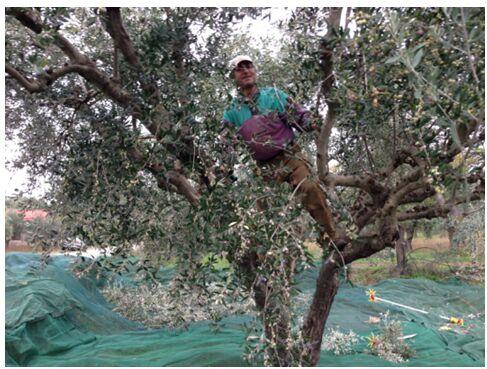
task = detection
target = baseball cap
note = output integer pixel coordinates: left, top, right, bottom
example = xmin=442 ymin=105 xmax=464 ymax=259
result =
xmin=228 ymin=55 xmax=253 ymax=70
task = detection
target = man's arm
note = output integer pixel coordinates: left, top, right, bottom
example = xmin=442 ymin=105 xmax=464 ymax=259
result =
xmin=273 ymin=88 xmax=317 ymax=132
xmin=285 ymin=96 xmax=317 ymax=132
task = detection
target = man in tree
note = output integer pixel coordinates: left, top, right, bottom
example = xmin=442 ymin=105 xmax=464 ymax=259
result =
xmin=221 ymin=55 xmax=336 ymax=240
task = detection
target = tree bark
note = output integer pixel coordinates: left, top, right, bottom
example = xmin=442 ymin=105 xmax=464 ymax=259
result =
xmin=447 ymin=206 xmax=462 ymax=250
xmin=393 ymin=226 xmax=409 ymax=275
xmin=316 ymin=7 xmax=342 ymax=180
xmin=234 ymin=250 xmax=293 ymax=366
xmin=257 ymin=281 xmax=293 ymax=367
xmin=301 ymin=253 xmax=340 ymax=366
xmin=405 ymin=223 xmax=415 ymax=253
xmin=393 ymin=222 xmax=416 ymax=275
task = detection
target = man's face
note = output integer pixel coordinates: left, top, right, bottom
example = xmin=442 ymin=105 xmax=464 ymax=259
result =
xmin=233 ymin=61 xmax=257 ymax=89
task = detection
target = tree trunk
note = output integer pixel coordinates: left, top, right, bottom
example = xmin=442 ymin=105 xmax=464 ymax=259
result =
xmin=233 ymin=250 xmax=294 ymax=366
xmin=254 ymin=280 xmax=293 ymax=366
xmin=393 ymin=226 xmax=409 ymax=275
xmin=393 ymin=223 xmax=415 ymax=275
xmin=447 ymin=206 xmax=462 ymax=250
xmin=301 ymin=253 xmax=340 ymax=366
xmin=12 ymin=227 xmax=23 ymax=241
xmin=447 ymin=225 xmax=458 ymax=250
xmin=405 ymin=223 xmax=415 ymax=253
xmin=470 ymin=236 xmax=478 ymax=258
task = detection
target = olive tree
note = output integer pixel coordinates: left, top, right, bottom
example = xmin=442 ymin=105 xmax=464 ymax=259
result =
xmin=5 ymin=7 xmax=484 ymax=366
xmin=283 ymin=8 xmax=484 ymax=363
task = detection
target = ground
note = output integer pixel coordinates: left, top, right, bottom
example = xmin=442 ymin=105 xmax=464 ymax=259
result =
xmin=6 ymin=235 xmax=484 ymax=285
xmin=306 ymin=235 xmax=483 ymax=285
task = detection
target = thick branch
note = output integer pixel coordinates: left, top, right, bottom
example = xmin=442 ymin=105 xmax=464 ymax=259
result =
xmin=342 ymin=234 xmax=387 ymax=264
xmin=6 ymin=8 xmax=42 ymax=33
xmin=5 ymin=64 xmax=43 ymax=92
xmin=399 ymin=185 xmax=436 ymax=205
xmin=8 ymin=13 xmax=165 ymax=141
xmin=323 ymin=173 xmax=388 ymax=199
xmin=70 ymin=64 xmax=132 ymax=106
xmin=316 ymin=107 xmax=335 ymax=177
xmin=320 ymin=7 xmax=342 ymax=95
xmin=386 ymin=178 xmax=428 ymax=211
xmin=126 ymin=146 xmax=200 ymax=206
xmin=380 ymin=147 xmax=423 ymax=178
xmin=398 ymin=205 xmax=447 ymax=221
xmin=316 ymin=7 xmax=342 ymax=179
xmin=103 ymin=8 xmax=140 ymax=67
xmin=54 ymin=34 xmax=94 ymax=65
xmin=8 ymin=60 xmax=133 ymax=117
xmin=399 ymin=169 xmax=483 ymax=207
xmin=397 ymin=189 xmax=483 ymax=221
xmin=6 ymin=63 xmax=89 ymax=93
xmin=101 ymin=8 xmax=162 ymax=108
xmin=8 ymin=9 xmax=128 ymax=105
xmin=165 ymin=171 xmax=200 ymax=207
xmin=8 ymin=7 xmax=88 ymax=66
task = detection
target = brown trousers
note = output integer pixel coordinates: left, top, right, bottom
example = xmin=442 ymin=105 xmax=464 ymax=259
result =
xmin=257 ymin=145 xmax=336 ymax=239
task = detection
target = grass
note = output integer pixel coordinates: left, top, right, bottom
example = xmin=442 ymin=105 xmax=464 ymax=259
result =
xmin=130 ymin=236 xmax=486 ymax=286
xmin=348 ymin=242 xmax=484 ymax=285
xmin=8 ymin=234 xmax=483 ymax=286
xmin=196 ymin=236 xmax=483 ymax=286
xmin=302 ymin=234 xmax=484 ymax=285
xmin=348 ymin=264 xmax=391 ymax=285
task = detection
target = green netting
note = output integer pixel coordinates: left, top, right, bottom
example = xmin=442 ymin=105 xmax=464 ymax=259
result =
xmin=5 ymin=252 xmax=485 ymax=366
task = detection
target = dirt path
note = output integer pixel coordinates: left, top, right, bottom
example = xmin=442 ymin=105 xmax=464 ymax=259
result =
xmin=412 ymin=237 xmax=450 ymax=250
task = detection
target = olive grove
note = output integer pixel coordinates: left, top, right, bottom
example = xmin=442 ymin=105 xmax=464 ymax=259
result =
xmin=5 ymin=7 xmax=484 ymax=366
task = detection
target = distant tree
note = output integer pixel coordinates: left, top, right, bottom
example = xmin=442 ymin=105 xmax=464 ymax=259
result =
xmin=5 ymin=211 xmax=25 ymax=243
xmin=392 ymin=222 xmax=416 ymax=275
xmin=6 ymin=195 xmax=48 ymax=210
xmin=450 ymin=202 xmax=485 ymax=257
xmin=23 ymin=215 xmax=68 ymax=251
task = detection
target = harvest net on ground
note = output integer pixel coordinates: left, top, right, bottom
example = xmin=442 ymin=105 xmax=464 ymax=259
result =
xmin=5 ymin=252 xmax=485 ymax=366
